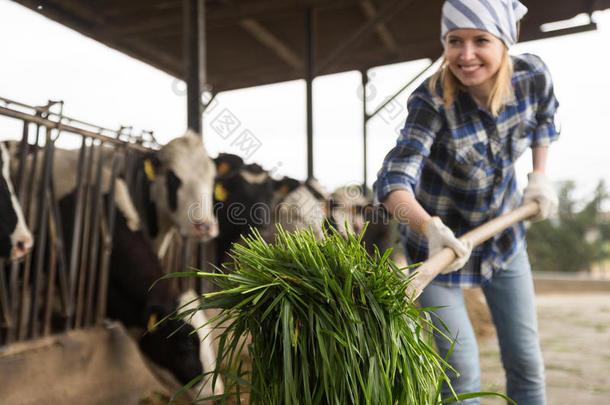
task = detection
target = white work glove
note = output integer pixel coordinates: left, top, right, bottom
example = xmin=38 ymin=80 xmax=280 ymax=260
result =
xmin=423 ymin=217 xmax=473 ymax=274
xmin=522 ymin=172 xmax=558 ymax=222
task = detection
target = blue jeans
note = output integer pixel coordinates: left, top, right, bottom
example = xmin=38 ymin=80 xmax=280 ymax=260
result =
xmin=418 ymin=248 xmax=546 ymax=405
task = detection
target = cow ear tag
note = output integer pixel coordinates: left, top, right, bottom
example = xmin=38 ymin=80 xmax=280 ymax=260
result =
xmin=214 ymin=183 xmax=228 ymax=202
xmin=144 ymin=159 xmax=156 ymax=181
xmin=278 ymin=184 xmax=290 ymax=195
xmin=147 ymin=313 xmax=158 ymax=332
xmin=217 ymin=161 xmax=230 ymax=176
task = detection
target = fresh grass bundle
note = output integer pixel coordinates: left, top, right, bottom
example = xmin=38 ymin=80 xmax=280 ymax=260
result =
xmin=179 ymin=226 xmax=449 ymax=404
xmin=169 ymin=226 xmax=513 ymax=404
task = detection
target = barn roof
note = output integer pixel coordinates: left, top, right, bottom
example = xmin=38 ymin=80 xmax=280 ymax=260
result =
xmin=15 ymin=0 xmax=610 ymax=92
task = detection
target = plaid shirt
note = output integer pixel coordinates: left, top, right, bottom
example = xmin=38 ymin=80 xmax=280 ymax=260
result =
xmin=375 ymin=53 xmax=560 ymax=287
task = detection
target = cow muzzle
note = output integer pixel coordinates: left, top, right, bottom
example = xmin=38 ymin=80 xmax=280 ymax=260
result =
xmin=11 ymin=236 xmax=34 ymax=261
xmin=192 ymin=221 xmax=219 ymax=241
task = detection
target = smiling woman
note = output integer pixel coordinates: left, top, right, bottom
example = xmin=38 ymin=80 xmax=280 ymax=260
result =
xmin=436 ymin=29 xmax=508 ymax=114
xmin=375 ymin=1 xmax=559 ymax=404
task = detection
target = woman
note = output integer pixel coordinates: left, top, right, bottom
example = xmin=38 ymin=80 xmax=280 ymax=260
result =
xmin=375 ymin=1 xmax=559 ymax=404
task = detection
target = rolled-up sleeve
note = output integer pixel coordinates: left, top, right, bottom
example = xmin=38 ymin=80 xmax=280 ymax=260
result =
xmin=530 ymin=55 xmax=560 ymax=147
xmin=374 ymin=94 xmax=441 ymax=204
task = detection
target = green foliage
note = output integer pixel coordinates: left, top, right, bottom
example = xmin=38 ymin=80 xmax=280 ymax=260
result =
xmin=205 ymin=227 xmax=449 ymax=404
xmin=527 ymin=180 xmax=609 ymax=272
xmin=164 ymin=226 xmax=514 ymax=404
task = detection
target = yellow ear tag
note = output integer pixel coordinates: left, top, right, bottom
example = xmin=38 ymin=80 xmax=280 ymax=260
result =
xmin=144 ymin=159 xmax=156 ymax=181
xmin=214 ymin=183 xmax=228 ymax=202
xmin=217 ymin=161 xmax=230 ymax=176
xmin=147 ymin=313 xmax=158 ymax=332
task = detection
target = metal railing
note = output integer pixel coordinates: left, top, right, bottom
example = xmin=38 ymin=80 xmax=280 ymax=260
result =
xmin=0 ymin=97 xmax=211 ymax=346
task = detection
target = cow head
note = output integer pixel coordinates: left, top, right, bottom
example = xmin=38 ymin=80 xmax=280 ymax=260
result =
xmin=0 ymin=142 xmax=33 ymax=260
xmin=329 ymin=186 xmax=371 ymax=236
xmin=146 ymin=131 xmax=218 ymax=242
xmin=214 ymin=161 xmax=276 ymax=262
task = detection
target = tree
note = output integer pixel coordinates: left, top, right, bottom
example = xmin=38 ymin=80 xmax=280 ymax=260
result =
xmin=526 ymin=180 xmax=608 ymax=273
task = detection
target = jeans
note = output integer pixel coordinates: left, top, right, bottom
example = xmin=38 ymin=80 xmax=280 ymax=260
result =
xmin=418 ymin=248 xmax=546 ymax=405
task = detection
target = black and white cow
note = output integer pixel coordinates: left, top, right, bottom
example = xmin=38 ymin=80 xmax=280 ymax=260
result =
xmin=0 ymin=142 xmax=33 ymax=260
xmin=329 ymin=186 xmax=393 ymax=256
xmin=213 ymin=155 xmax=276 ymax=264
xmin=139 ymin=132 xmax=218 ymax=257
xmin=58 ymin=186 xmax=223 ymax=399
xmin=271 ymin=176 xmax=330 ymax=241
xmin=7 ymin=130 xmax=218 ymax=258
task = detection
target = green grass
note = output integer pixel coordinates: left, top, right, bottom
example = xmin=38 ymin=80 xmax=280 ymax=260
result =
xmin=160 ymin=225 xmax=514 ymax=405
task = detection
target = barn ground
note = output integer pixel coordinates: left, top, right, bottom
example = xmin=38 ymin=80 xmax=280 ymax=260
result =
xmin=2 ymin=277 xmax=608 ymax=404
xmin=205 ymin=277 xmax=610 ymax=405
xmin=467 ymin=279 xmax=610 ymax=405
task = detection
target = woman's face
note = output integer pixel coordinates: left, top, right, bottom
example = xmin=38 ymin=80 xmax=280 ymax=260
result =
xmin=444 ymin=28 xmax=505 ymax=97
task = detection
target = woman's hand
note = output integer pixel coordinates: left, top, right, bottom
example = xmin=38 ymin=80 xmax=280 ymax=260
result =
xmin=522 ymin=172 xmax=558 ymax=221
xmin=423 ymin=217 xmax=473 ymax=273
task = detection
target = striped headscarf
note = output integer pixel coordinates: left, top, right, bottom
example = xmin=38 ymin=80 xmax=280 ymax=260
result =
xmin=441 ymin=0 xmax=528 ymax=47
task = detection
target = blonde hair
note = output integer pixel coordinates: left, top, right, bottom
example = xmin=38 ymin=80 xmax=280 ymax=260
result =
xmin=429 ymin=47 xmax=513 ymax=117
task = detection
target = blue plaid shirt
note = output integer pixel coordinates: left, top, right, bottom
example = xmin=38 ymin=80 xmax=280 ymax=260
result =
xmin=375 ymin=53 xmax=560 ymax=287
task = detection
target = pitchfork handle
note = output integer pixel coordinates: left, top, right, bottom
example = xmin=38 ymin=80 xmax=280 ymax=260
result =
xmin=404 ymin=201 xmax=540 ymax=300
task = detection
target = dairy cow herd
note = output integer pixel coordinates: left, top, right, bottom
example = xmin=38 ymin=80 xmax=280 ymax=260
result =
xmin=0 ymin=131 xmax=392 ymax=399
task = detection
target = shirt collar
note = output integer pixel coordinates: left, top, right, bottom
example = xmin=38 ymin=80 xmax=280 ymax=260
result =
xmin=455 ymin=88 xmax=519 ymax=119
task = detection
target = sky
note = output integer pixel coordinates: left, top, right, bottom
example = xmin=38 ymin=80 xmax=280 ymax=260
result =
xmin=0 ymin=0 xmax=609 ymax=207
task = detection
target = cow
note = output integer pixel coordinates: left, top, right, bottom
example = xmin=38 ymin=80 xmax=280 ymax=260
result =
xmin=213 ymin=155 xmax=276 ymax=265
xmin=58 ymin=186 xmax=224 ymax=400
xmin=272 ymin=179 xmax=393 ymax=256
xmin=138 ymin=132 xmax=218 ymax=257
xmin=6 ymin=130 xmax=218 ymax=258
xmin=329 ymin=186 xmax=393 ymax=256
xmin=271 ymin=176 xmax=330 ymax=241
xmin=0 ymin=142 xmax=33 ymax=260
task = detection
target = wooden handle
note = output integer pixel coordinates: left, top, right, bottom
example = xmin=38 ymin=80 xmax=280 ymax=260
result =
xmin=404 ymin=201 xmax=540 ymax=300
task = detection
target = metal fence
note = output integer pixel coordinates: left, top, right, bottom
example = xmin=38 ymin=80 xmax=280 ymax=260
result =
xmin=0 ymin=97 xmax=212 ymax=346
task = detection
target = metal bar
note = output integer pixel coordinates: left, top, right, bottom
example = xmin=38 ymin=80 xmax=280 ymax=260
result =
xmin=17 ymin=123 xmax=42 ymax=340
xmin=368 ymin=58 xmax=438 ymax=120
xmin=305 ymin=7 xmax=314 ymax=180
xmin=184 ymin=0 xmax=206 ymax=134
xmin=84 ymin=144 xmax=105 ymax=326
xmin=96 ymin=153 xmax=120 ymax=324
xmin=0 ymin=105 xmax=150 ymax=152
xmin=15 ymin=122 xmax=30 ymax=192
xmin=67 ymin=138 xmax=88 ymax=327
xmin=16 ymin=254 xmax=33 ymax=341
xmin=361 ymin=69 xmax=368 ymax=190
xmin=42 ymin=203 xmax=58 ymax=337
xmin=315 ymin=0 xmax=410 ymax=75
xmin=198 ymin=242 xmax=208 ymax=294
xmin=75 ymin=143 xmax=96 ymax=328
xmin=0 ymin=261 xmax=12 ymax=330
xmin=47 ymin=170 xmax=71 ymax=332
xmin=182 ymin=238 xmax=194 ymax=291
xmin=7 ymin=258 xmax=22 ymax=344
xmin=29 ymin=134 xmax=55 ymax=339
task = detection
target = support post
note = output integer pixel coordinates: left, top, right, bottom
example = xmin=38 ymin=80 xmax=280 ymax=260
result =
xmin=305 ymin=8 xmax=314 ymax=180
xmin=361 ymin=69 xmax=369 ymax=190
xmin=184 ymin=0 xmax=206 ymax=135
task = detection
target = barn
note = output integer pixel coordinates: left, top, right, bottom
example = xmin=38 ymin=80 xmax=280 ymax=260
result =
xmin=1 ymin=0 xmax=610 ymax=403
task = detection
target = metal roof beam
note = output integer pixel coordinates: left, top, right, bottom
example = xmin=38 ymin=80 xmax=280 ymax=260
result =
xmin=358 ymin=0 xmax=398 ymax=55
xmin=315 ymin=0 xmax=412 ymax=76
xmin=239 ymin=19 xmax=303 ymax=70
